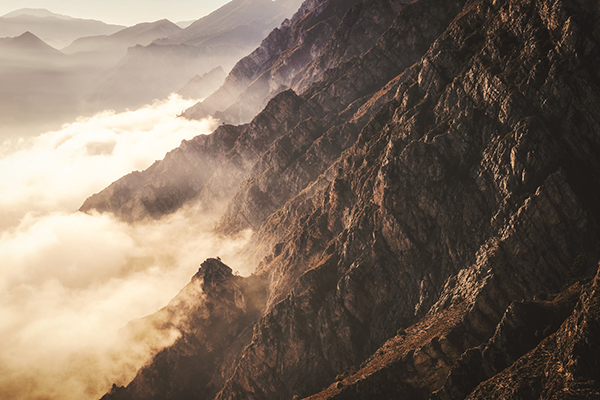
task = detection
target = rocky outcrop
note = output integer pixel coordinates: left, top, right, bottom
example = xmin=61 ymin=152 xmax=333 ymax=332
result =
xmin=432 ymin=282 xmax=584 ymax=400
xmin=98 ymin=0 xmax=600 ymax=398
xmin=101 ymin=258 xmax=268 ymax=400
xmin=464 ymin=267 xmax=600 ymax=399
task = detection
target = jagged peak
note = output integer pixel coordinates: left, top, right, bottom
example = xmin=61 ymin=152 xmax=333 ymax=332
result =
xmin=193 ymin=258 xmax=233 ymax=284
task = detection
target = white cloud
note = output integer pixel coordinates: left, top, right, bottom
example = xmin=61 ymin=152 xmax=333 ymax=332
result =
xmin=0 ymin=94 xmax=218 ymax=230
xmin=0 ymin=96 xmax=251 ymax=400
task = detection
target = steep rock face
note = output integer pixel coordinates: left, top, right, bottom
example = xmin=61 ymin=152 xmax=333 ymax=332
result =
xmin=432 ymin=282 xmax=584 ymax=400
xmin=216 ymin=0 xmax=468 ymax=235
xmin=182 ymin=0 xmax=366 ymax=124
xmin=102 ymin=258 xmax=268 ymax=400
xmin=464 ymin=267 xmax=600 ymax=400
xmin=81 ymin=90 xmax=303 ymax=220
xmin=208 ymin=0 xmax=600 ymax=397
xmin=98 ymin=0 xmax=600 ymax=398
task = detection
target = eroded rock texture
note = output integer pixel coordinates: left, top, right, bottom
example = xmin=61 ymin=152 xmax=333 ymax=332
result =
xmin=96 ymin=0 xmax=600 ymax=398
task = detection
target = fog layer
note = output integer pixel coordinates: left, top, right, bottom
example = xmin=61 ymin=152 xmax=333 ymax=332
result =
xmin=0 ymin=96 xmax=250 ymax=400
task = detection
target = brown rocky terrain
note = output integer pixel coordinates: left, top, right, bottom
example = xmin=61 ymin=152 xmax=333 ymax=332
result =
xmin=91 ymin=0 xmax=600 ymax=398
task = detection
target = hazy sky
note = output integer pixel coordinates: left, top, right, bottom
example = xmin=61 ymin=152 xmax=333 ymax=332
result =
xmin=0 ymin=0 xmax=232 ymax=26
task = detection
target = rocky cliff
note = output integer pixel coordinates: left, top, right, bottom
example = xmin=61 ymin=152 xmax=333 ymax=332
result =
xmin=94 ymin=0 xmax=600 ymax=398
xmin=181 ymin=0 xmax=432 ymax=125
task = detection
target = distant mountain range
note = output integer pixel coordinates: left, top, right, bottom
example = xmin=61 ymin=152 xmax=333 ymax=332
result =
xmin=2 ymin=8 xmax=72 ymax=20
xmin=0 ymin=30 xmax=64 ymax=59
xmin=62 ymin=19 xmax=182 ymax=63
xmin=0 ymin=8 xmax=124 ymax=49
xmin=0 ymin=1 xmax=307 ymax=138
xmin=86 ymin=0 xmax=304 ymax=112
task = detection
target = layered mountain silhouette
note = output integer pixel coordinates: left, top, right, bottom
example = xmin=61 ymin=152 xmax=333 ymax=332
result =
xmin=62 ymin=19 xmax=182 ymax=64
xmin=0 ymin=31 xmax=64 ymax=59
xmin=2 ymin=8 xmax=72 ymax=19
xmin=86 ymin=0 xmax=304 ymax=112
xmin=0 ymin=1 xmax=302 ymax=138
xmin=82 ymin=0 xmax=600 ymax=398
xmin=0 ymin=9 xmax=124 ymax=49
xmin=0 ymin=31 xmax=84 ymax=137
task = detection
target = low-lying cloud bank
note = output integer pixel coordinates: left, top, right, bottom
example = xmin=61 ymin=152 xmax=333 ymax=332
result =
xmin=0 ymin=96 xmax=249 ymax=400
xmin=0 ymin=94 xmax=217 ymax=229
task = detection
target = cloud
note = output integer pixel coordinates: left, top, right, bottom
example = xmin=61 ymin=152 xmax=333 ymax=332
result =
xmin=0 ymin=94 xmax=217 ymax=230
xmin=0 ymin=96 xmax=251 ymax=400
xmin=0 ymin=209 xmax=252 ymax=400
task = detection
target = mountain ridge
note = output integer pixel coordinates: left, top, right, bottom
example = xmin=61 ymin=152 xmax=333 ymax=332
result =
xmin=85 ymin=0 xmax=303 ymax=113
xmin=0 ymin=11 xmax=124 ymax=49
xmin=62 ymin=19 xmax=182 ymax=57
xmin=2 ymin=8 xmax=73 ymax=20
xmin=85 ymin=0 xmax=600 ymax=398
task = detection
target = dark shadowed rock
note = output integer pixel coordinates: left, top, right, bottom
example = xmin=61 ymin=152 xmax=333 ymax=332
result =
xmin=97 ymin=0 xmax=600 ymax=398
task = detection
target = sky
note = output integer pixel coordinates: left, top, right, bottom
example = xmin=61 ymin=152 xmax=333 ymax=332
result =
xmin=0 ymin=0 xmax=232 ymax=26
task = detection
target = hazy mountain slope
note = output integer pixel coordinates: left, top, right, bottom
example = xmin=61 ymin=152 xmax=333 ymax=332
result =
xmin=79 ymin=0 xmax=414 ymax=222
xmin=156 ymin=0 xmax=303 ymax=46
xmin=0 ymin=12 xmax=124 ymax=49
xmin=177 ymin=67 xmax=227 ymax=100
xmin=2 ymin=9 xmax=72 ymax=19
xmin=0 ymin=32 xmax=94 ymax=138
xmin=94 ymin=0 xmax=600 ymax=398
xmin=0 ymin=31 xmax=64 ymax=58
xmin=86 ymin=0 xmax=303 ymax=112
xmin=80 ymin=91 xmax=305 ymax=221
xmin=182 ymin=0 xmax=369 ymax=124
xmin=62 ymin=19 xmax=182 ymax=61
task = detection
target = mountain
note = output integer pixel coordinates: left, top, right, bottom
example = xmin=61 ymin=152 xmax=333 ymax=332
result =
xmin=0 ymin=31 xmax=64 ymax=59
xmin=183 ymin=0 xmax=411 ymax=124
xmin=2 ymin=8 xmax=72 ymax=20
xmin=177 ymin=66 xmax=227 ymax=100
xmin=0 ymin=11 xmax=124 ymax=49
xmin=154 ymin=0 xmax=306 ymax=46
xmin=62 ymin=19 xmax=182 ymax=63
xmin=176 ymin=20 xmax=196 ymax=29
xmin=0 ymin=32 xmax=82 ymax=138
xmin=85 ymin=0 xmax=600 ymax=398
xmin=85 ymin=0 xmax=304 ymax=113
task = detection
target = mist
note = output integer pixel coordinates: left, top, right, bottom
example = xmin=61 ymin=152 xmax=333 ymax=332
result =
xmin=0 ymin=96 xmax=251 ymax=400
